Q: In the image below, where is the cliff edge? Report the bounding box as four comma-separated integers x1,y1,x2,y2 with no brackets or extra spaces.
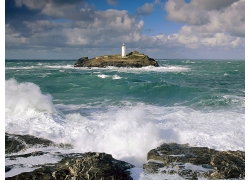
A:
74,50,159,68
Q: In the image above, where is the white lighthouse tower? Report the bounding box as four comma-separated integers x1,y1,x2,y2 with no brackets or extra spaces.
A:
121,43,126,57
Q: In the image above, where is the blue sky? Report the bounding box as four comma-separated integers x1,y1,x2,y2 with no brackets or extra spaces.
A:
5,0,245,59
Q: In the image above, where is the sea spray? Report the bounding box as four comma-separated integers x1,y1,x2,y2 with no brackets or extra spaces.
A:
5,78,55,113
65,105,162,166
5,79,163,166
5,79,64,139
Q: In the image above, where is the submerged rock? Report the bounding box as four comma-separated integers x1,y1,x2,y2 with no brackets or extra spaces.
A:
143,143,245,179
6,152,134,180
74,51,159,68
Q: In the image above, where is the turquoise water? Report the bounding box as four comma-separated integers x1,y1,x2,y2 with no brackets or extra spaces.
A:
5,59,245,178
5,59,244,110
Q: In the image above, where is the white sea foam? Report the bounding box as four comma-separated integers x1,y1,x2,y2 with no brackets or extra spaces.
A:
5,153,62,178
97,74,110,78
89,65,191,73
5,167,39,178
5,66,36,70
5,79,245,170
5,79,65,139
130,167,188,180
5,79,55,113
44,65,74,69
96,74,122,80
112,75,122,79
140,65,190,72
5,64,75,70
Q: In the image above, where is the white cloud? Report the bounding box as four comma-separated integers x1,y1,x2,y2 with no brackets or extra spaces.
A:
61,9,144,46
137,0,161,16
23,20,68,34
64,28,91,45
163,0,244,50
190,0,238,10
165,0,245,37
165,0,209,25
201,33,242,47
106,0,117,5
137,3,155,15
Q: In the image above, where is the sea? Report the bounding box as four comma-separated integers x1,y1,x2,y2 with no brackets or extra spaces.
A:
5,59,245,179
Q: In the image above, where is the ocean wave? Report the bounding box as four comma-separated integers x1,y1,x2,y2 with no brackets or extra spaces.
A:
97,74,110,78
5,79,245,167
5,64,75,70
73,65,190,73
96,74,122,80
44,65,74,69
112,75,122,79
5,66,36,70
106,65,191,73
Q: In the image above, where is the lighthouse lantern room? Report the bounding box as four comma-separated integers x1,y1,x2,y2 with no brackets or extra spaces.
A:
122,43,126,57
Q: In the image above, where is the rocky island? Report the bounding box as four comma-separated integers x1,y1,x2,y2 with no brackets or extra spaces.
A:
74,43,159,68
74,50,159,68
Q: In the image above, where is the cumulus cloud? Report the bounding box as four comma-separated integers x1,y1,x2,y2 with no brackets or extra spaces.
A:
6,0,145,51
201,33,242,47
23,20,69,34
106,0,117,5
190,0,238,10
165,0,244,37
165,0,209,25
164,0,244,49
136,0,161,16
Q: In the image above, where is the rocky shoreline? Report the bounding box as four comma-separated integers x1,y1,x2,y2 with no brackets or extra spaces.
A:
74,51,159,68
5,133,245,179
143,143,245,179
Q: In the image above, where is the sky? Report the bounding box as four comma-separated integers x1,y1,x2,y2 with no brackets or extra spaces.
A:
4,0,246,59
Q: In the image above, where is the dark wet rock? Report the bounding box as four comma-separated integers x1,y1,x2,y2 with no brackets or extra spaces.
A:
6,152,134,180
5,133,72,154
5,166,12,172
5,133,54,154
143,143,245,179
5,133,134,179
6,151,48,160
74,51,159,68
74,56,90,67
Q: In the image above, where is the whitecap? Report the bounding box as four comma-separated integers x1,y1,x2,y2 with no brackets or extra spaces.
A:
112,75,122,79
97,74,110,78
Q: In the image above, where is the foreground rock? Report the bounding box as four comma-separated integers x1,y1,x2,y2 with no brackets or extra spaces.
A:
74,51,159,68
5,133,134,179
5,133,245,179
6,152,134,180
143,143,245,179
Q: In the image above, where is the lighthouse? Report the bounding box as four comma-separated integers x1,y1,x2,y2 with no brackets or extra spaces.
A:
121,43,126,57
